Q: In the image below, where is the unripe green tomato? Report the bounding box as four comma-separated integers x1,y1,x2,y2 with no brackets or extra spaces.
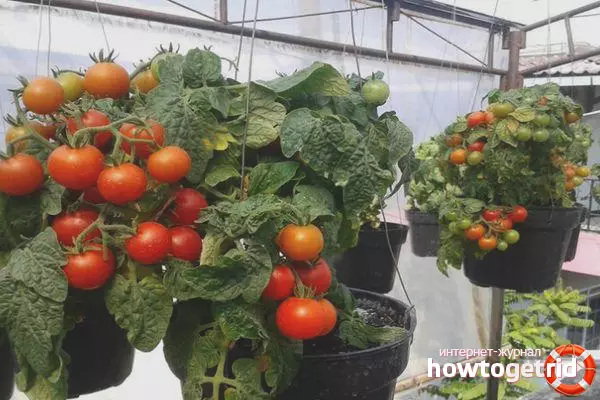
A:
504,230,520,244
457,219,471,230
497,240,508,251
532,129,550,143
57,71,84,102
516,126,532,142
533,113,551,127
467,151,484,166
449,221,461,235
445,212,458,222
573,176,584,186
361,80,390,106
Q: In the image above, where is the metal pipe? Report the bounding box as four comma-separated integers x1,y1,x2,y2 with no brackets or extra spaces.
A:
219,0,227,24
487,30,494,69
228,5,382,24
521,47,600,76
521,0,600,32
8,0,508,75
485,288,505,400
564,17,575,57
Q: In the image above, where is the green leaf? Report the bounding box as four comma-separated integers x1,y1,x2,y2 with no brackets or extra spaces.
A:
248,161,299,196
467,128,489,144
264,334,301,393
182,48,222,88
0,193,42,251
262,62,350,97
338,314,407,350
182,327,227,400
510,106,536,122
229,359,271,399
331,92,370,127
105,274,173,352
292,185,335,222
213,301,269,341
494,119,518,147
40,180,65,216
156,54,185,85
453,117,468,133
0,228,67,376
165,245,272,302
459,382,486,400
205,163,240,187
199,231,230,266
22,368,68,400
228,83,287,149
369,112,413,169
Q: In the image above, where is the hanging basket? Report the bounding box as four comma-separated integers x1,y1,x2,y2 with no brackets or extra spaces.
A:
330,222,408,294
63,290,134,398
406,210,440,257
564,204,587,262
278,289,416,400
0,331,15,400
463,207,580,293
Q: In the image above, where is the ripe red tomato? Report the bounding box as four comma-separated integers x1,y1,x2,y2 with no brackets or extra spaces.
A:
293,258,332,295
84,62,130,99
449,149,467,165
467,111,486,128
131,70,158,93
169,188,209,225
565,180,576,191
22,77,64,114
0,154,45,196
83,186,106,204
262,264,296,301
29,121,58,140
465,224,486,241
120,121,165,159
482,209,501,221
170,226,203,262
48,145,104,190
319,299,337,336
147,146,191,183
445,134,463,147
483,111,495,125
564,166,576,179
497,218,513,232
52,209,100,246
278,224,324,262
126,222,171,265
508,205,528,223
478,236,497,251
467,141,485,152
63,245,115,290
276,297,325,340
67,110,112,149
97,163,147,206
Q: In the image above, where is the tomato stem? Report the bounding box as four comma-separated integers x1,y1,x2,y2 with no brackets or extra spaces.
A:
11,91,27,120
197,183,235,201
98,224,136,235
71,116,144,139
74,217,103,253
129,61,151,80
7,127,58,151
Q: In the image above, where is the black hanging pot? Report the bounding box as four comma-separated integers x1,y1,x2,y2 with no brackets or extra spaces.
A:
0,331,15,400
63,289,134,398
564,204,586,262
278,289,416,400
405,210,440,257
464,207,580,293
330,222,408,293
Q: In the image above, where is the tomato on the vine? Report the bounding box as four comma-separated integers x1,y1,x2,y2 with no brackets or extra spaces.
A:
515,126,532,142
48,145,104,190
147,146,191,183
564,166,576,179
445,134,463,147
533,114,550,127
22,77,64,115
63,245,115,290
497,240,509,251
467,111,485,128
565,180,576,191
262,264,295,301
56,71,84,102
131,70,158,93
126,222,171,265
457,219,472,230
361,80,390,105
573,176,584,186
465,224,486,241
52,209,100,246
467,141,485,152
467,151,483,165
67,110,112,149
293,258,332,295
83,186,106,204
120,121,165,159
504,230,520,244
532,129,550,142
97,163,147,205
169,188,209,225
5,126,28,151
478,236,497,251
276,297,325,340
489,102,514,118
565,112,580,124
497,218,513,232
318,299,337,336
576,166,590,177
278,224,324,261
84,61,129,99
483,111,495,124
170,226,203,262
482,209,501,221
0,154,45,196
507,206,528,223
449,149,467,165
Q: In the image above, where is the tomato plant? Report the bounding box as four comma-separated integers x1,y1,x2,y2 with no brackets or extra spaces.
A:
67,110,112,149
22,77,64,114
120,121,165,159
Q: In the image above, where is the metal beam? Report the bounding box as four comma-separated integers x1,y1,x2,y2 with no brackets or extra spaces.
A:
501,30,525,89
521,47,600,76
10,0,508,76
219,0,227,24
564,17,575,57
521,0,600,32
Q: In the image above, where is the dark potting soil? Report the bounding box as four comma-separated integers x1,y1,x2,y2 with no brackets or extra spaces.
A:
302,296,407,356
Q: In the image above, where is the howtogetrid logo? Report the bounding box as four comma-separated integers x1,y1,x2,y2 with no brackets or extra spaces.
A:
545,344,596,396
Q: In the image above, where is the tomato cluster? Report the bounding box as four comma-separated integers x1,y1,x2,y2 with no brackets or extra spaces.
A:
264,224,338,341
448,205,528,252
561,162,590,191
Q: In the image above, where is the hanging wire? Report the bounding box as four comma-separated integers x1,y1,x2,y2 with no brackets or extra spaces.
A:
94,0,111,52
239,0,260,193
35,0,45,76
234,0,249,81
229,5,381,24
165,0,221,22
348,0,362,80
545,0,552,81
47,0,53,76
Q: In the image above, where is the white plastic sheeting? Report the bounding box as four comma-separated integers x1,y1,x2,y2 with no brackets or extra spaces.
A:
0,1,498,397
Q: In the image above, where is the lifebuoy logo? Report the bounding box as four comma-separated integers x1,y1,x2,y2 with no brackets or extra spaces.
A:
545,344,596,396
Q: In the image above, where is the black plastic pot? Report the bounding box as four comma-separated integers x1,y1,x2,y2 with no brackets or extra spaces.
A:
406,210,440,257
278,289,416,400
330,223,408,294
464,207,581,293
63,290,134,398
0,331,15,400
565,204,586,262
